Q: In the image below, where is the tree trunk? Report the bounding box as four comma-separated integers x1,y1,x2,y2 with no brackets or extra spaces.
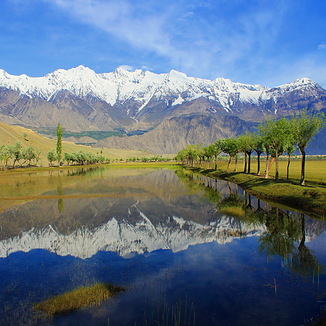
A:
247,152,252,174
300,147,306,186
265,156,275,179
287,154,291,180
227,156,232,172
234,154,238,172
257,152,261,175
264,150,269,178
243,152,247,173
275,151,279,179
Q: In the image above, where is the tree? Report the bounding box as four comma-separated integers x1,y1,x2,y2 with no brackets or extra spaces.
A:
47,150,57,167
221,138,238,172
0,145,12,169
56,123,63,166
34,148,42,166
292,111,325,185
22,146,36,167
205,140,222,169
178,144,201,167
253,135,265,175
259,118,294,179
285,144,296,180
11,142,23,168
237,133,256,174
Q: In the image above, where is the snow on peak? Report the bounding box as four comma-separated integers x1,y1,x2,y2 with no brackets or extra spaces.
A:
294,77,316,86
168,69,188,80
0,65,321,114
0,211,266,259
277,77,317,90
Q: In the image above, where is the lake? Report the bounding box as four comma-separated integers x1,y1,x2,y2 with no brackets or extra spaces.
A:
0,165,325,325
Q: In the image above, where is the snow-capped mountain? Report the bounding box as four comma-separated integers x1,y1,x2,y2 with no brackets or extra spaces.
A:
0,209,266,259
0,66,325,153
0,65,268,111
0,65,322,115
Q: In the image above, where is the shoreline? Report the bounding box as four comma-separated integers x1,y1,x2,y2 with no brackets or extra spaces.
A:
1,162,325,219
185,166,326,219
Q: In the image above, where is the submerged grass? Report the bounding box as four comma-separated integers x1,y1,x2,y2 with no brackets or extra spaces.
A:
220,206,246,217
34,283,124,315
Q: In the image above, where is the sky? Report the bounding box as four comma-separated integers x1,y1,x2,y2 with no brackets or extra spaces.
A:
0,0,326,87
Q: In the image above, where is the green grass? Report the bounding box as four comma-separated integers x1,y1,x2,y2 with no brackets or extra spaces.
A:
187,160,326,218
211,158,326,185
220,206,246,217
34,283,124,315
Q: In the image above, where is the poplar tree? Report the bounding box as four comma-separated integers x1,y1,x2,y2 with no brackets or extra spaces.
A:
56,123,63,166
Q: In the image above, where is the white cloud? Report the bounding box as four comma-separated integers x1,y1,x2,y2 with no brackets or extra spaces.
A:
42,0,321,87
118,65,133,71
318,44,326,50
46,0,176,58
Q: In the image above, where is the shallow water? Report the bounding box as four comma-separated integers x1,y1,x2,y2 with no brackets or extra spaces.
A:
0,166,325,325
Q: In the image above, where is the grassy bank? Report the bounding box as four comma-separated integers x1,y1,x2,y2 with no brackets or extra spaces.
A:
186,164,326,218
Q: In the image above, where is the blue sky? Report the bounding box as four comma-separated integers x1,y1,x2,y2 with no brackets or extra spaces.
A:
1,0,326,87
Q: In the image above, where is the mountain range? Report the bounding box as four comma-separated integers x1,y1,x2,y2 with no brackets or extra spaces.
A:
0,211,266,259
0,66,325,154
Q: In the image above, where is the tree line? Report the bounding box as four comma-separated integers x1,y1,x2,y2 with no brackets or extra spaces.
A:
0,142,42,169
0,124,109,169
47,124,109,166
176,111,325,186
0,142,109,169
47,150,109,166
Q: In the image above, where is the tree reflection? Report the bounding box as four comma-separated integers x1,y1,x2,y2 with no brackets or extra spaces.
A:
57,178,64,214
174,169,324,278
289,213,322,278
259,207,300,259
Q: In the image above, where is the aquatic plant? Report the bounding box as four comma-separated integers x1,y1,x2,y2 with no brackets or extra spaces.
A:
34,283,124,315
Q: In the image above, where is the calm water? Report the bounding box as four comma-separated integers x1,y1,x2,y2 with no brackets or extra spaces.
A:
0,166,325,326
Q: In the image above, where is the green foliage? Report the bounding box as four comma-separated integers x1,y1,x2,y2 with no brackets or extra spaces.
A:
11,142,23,168
47,150,57,166
177,109,325,184
63,150,109,165
293,111,325,151
56,123,63,163
0,145,12,168
22,146,36,166
258,118,295,157
176,144,202,166
292,111,325,185
220,138,239,157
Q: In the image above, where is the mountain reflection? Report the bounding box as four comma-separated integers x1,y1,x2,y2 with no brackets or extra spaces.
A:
177,169,325,278
0,202,265,259
0,168,324,279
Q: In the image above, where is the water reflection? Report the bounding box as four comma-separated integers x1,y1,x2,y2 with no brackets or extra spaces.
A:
0,167,325,325
0,168,324,275
175,168,325,279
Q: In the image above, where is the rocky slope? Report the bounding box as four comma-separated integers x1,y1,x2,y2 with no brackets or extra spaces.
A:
0,66,325,153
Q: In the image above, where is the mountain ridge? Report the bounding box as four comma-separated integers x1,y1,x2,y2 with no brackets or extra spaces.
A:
0,66,325,154
0,66,320,115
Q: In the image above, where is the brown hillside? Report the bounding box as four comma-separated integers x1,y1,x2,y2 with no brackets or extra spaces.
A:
0,122,150,165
